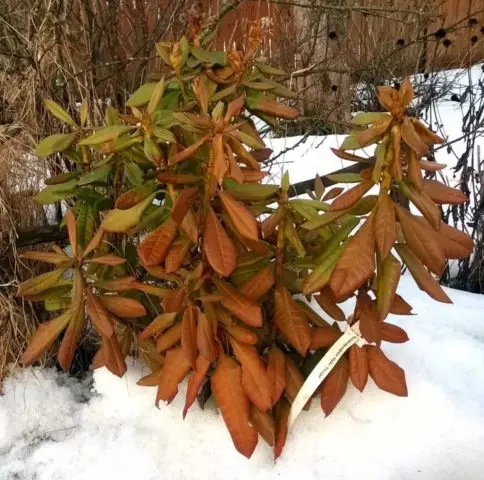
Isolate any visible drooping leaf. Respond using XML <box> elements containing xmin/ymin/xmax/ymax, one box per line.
<box><xmin>348</xmin><ymin>345</ymin><xmax>368</xmax><ymax>392</ymax></box>
<box><xmin>330</xmin><ymin>216</ymin><xmax>375</xmax><ymax>298</ymax></box>
<box><xmin>17</xmin><ymin>268</ymin><xmax>66</xmax><ymax>297</ymax></box>
<box><xmin>183</xmin><ymin>356</ymin><xmax>210</xmax><ymax>418</ymax></box>
<box><xmin>401</xmin><ymin>116</ymin><xmax>429</xmax><ymax>156</ymax></box>
<box><xmin>181</xmin><ymin>305</ymin><xmax>198</xmax><ymax>368</ymax></box>
<box><xmin>422</xmin><ymin>179</ymin><xmax>468</xmax><ymax>205</ymax></box>
<box><xmin>20</xmin><ymin>309</ymin><xmax>71</xmax><ymax>366</ymax></box>
<box><xmin>219</xmin><ymin>191</ymin><xmax>259</xmax><ymax>241</ymax></box>
<box><xmin>274</xmin><ymin>398</ymin><xmax>290</xmax><ymax>459</ymax></box>
<box><xmin>85</xmin><ymin>289</ymin><xmax>114</xmax><ymax>338</ymax></box>
<box><xmin>436</xmin><ymin>221</ymin><xmax>473</xmax><ymax>259</ymax></box>
<box><xmin>356</xmin><ymin>292</ymin><xmax>381</xmax><ymax>345</ymax></box>
<box><xmin>267</xmin><ymin>347</ymin><xmax>286</xmax><ymax>406</ymax></box>
<box><xmin>197</xmin><ymin>309</ymin><xmax>219</xmax><ymax>362</ymax></box>
<box><xmin>99</xmin><ymin>295</ymin><xmax>147</xmax><ymax>317</ymax></box>
<box><xmin>314</xmin><ymin>287</ymin><xmax>345</xmax><ymax>321</ymax></box>
<box><xmin>374</xmin><ymin>193</ymin><xmax>396</xmax><ymax>259</ymax></box>
<box><xmin>203</xmin><ymin>208</ymin><xmax>237</xmax><ymax>277</ymax></box>
<box><xmin>250</xmin><ymin>406</ymin><xmax>275</xmax><ymax>447</ymax></box>
<box><xmin>139</xmin><ymin>312</ymin><xmax>177</xmax><ymax>340</ymax></box>
<box><xmin>309</xmin><ymin>324</ymin><xmax>342</xmax><ymax>349</ymax></box>
<box><xmin>367</xmin><ymin>346</ymin><xmax>408</xmax><ymax>397</ymax></box>
<box><xmin>239</xmin><ymin>264</ymin><xmax>275</xmax><ymax>301</ymax></box>
<box><xmin>211</xmin><ymin>355</ymin><xmax>258</xmax><ymax>458</ymax></box>
<box><xmin>214</xmin><ymin>278</ymin><xmax>262</xmax><ymax>328</ymax></box>
<box><xmin>231</xmin><ymin>338</ymin><xmax>272</xmax><ymax>411</ymax></box>
<box><xmin>381</xmin><ymin>323</ymin><xmax>409</xmax><ymax>343</ymax></box>
<box><xmin>274</xmin><ymin>285</ymin><xmax>311</xmax><ymax>356</ymax></box>
<box><xmin>137</xmin><ymin>218</ymin><xmax>179</xmax><ymax>267</ymax></box>
<box><xmin>320</xmin><ymin>357</ymin><xmax>349</xmax><ymax>416</ymax></box>
<box><xmin>156</xmin><ymin>347</ymin><xmax>191</xmax><ymax>405</ymax></box>
<box><xmin>156</xmin><ymin>322</ymin><xmax>183</xmax><ymax>353</ymax></box>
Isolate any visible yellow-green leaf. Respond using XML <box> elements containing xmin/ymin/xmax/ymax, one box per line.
<box><xmin>101</xmin><ymin>193</ymin><xmax>156</xmax><ymax>232</ymax></box>
<box><xmin>44</xmin><ymin>99</ymin><xmax>76</xmax><ymax>126</ymax></box>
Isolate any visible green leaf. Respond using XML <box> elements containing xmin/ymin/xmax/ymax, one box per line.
<box><xmin>126</xmin><ymin>83</ymin><xmax>158</xmax><ymax>107</ymax></box>
<box><xmin>190</xmin><ymin>46</ymin><xmax>213</xmax><ymax>63</ymax></box>
<box><xmin>211</xmin><ymin>84</ymin><xmax>236</xmax><ymax>103</ymax></box>
<box><xmin>340</xmin><ymin>135</ymin><xmax>361</xmax><ymax>151</ymax></box>
<box><xmin>231</xmin><ymin>130</ymin><xmax>265</xmax><ymax>150</ymax></box>
<box><xmin>223</xmin><ymin>180</ymin><xmax>278</xmax><ymax>201</ymax></box>
<box><xmin>155</xmin><ymin>43</ymin><xmax>172</xmax><ymax>66</ymax></box>
<box><xmin>105</xmin><ymin>106</ymin><xmax>121</xmax><ymax>126</ymax></box>
<box><xmin>34</xmin><ymin>179</ymin><xmax>78</xmax><ymax>205</ymax></box>
<box><xmin>77</xmin><ymin>164</ymin><xmax>112</xmax><ymax>186</ymax></box>
<box><xmin>301</xmin><ymin>210</ymin><xmax>347</xmax><ymax>230</ymax></box>
<box><xmin>327</xmin><ymin>173</ymin><xmax>362</xmax><ymax>183</ymax></box>
<box><xmin>147</xmin><ymin>77</ymin><xmax>166</xmax><ymax>115</ymax></box>
<box><xmin>18</xmin><ymin>268</ymin><xmax>67</xmax><ymax>296</ymax></box>
<box><xmin>351</xmin><ymin>112</ymin><xmax>391</xmax><ymax>126</ymax></box>
<box><xmin>180</xmin><ymin>36</ymin><xmax>190</xmax><ymax>67</ymax></box>
<box><xmin>76</xmin><ymin>202</ymin><xmax>97</xmax><ymax>248</ymax></box>
<box><xmin>255</xmin><ymin>62</ymin><xmax>286</xmax><ymax>76</ymax></box>
<box><xmin>44</xmin><ymin>99</ymin><xmax>76</xmax><ymax>127</ymax></box>
<box><xmin>285</xmin><ymin>221</ymin><xmax>306</xmax><ymax>257</ymax></box>
<box><xmin>349</xmin><ymin>195</ymin><xmax>378</xmax><ymax>215</ymax></box>
<box><xmin>45</xmin><ymin>172</ymin><xmax>80</xmax><ymax>186</ymax></box>
<box><xmin>281</xmin><ymin>171</ymin><xmax>290</xmax><ymax>192</ymax></box>
<box><xmin>78</xmin><ymin>126</ymin><xmax>135</xmax><ymax>146</ymax></box>
<box><xmin>152</xmin><ymin>127</ymin><xmax>176</xmax><ymax>143</ymax></box>
<box><xmin>101</xmin><ymin>193</ymin><xmax>156</xmax><ymax>232</ymax></box>
<box><xmin>125</xmin><ymin>161</ymin><xmax>144</xmax><ymax>186</ymax></box>
<box><xmin>35</xmin><ymin>133</ymin><xmax>77</xmax><ymax>157</ymax></box>
<box><xmin>45</xmin><ymin>297</ymin><xmax>72</xmax><ymax>311</ymax></box>
<box><xmin>291</xmin><ymin>199</ymin><xmax>329</xmax><ymax>211</ymax></box>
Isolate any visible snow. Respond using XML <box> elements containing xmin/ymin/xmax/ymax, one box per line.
<box><xmin>1</xmin><ymin>276</ymin><xmax>484</xmax><ymax>479</ymax></box>
<box><xmin>2</xmin><ymin>66</ymin><xmax>484</xmax><ymax>478</ymax></box>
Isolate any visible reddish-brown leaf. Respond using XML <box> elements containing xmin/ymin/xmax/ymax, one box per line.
<box><xmin>412</xmin><ymin>118</ymin><xmax>444</xmax><ymax>145</ymax></box>
<box><xmin>261</xmin><ymin>207</ymin><xmax>284</xmax><ymax>239</ymax></box>
<box><xmin>422</xmin><ymin>179</ymin><xmax>468</xmax><ymax>205</ymax></box>
<box><xmin>137</xmin><ymin>218</ymin><xmax>178</xmax><ymax>267</ymax></box>
<box><xmin>137</xmin><ymin>370</ymin><xmax>161</xmax><ymax>386</ymax></box>
<box><xmin>239</xmin><ymin>264</ymin><xmax>275</xmax><ymax>301</ymax></box>
<box><xmin>211</xmin><ymin>355</ymin><xmax>258</xmax><ymax>458</ymax></box>
<box><xmin>367</xmin><ymin>346</ymin><xmax>408</xmax><ymax>396</ymax></box>
<box><xmin>165</xmin><ymin>238</ymin><xmax>191</xmax><ymax>273</ymax></box>
<box><xmin>436</xmin><ymin>221</ymin><xmax>473</xmax><ymax>259</ymax></box>
<box><xmin>99</xmin><ymin>276</ymin><xmax>137</xmax><ymax>292</ymax></box>
<box><xmin>99</xmin><ymin>295</ymin><xmax>147</xmax><ymax>317</ymax></box>
<box><xmin>231</xmin><ymin>338</ymin><xmax>272</xmax><ymax>411</ymax></box>
<box><xmin>183</xmin><ymin>356</ymin><xmax>210</xmax><ymax>418</ymax></box>
<box><xmin>156</xmin><ymin>172</ymin><xmax>198</xmax><ymax>184</ymax></box>
<box><xmin>374</xmin><ymin>193</ymin><xmax>396</xmax><ymax>258</ymax></box>
<box><xmin>155</xmin><ymin>322</ymin><xmax>182</xmax><ymax>353</ymax></box>
<box><xmin>267</xmin><ymin>347</ymin><xmax>286</xmax><ymax>406</ymax></box>
<box><xmin>20</xmin><ymin>310</ymin><xmax>71</xmax><ymax>366</ymax></box>
<box><xmin>212</xmin><ymin>134</ymin><xmax>228</xmax><ymax>184</ymax></box>
<box><xmin>381</xmin><ymin>323</ymin><xmax>409</xmax><ymax>343</ymax></box>
<box><xmin>274</xmin><ymin>398</ymin><xmax>290</xmax><ymax>459</ymax></box>
<box><xmin>400</xmin><ymin>181</ymin><xmax>441</xmax><ymax>230</ymax></box>
<box><xmin>320</xmin><ymin>357</ymin><xmax>349</xmax><ymax>416</ymax></box>
<box><xmin>197</xmin><ymin>309</ymin><xmax>219</xmax><ymax>362</ymax></box>
<box><xmin>407</xmin><ymin>148</ymin><xmax>423</xmax><ymax>190</ymax></box>
<box><xmin>85</xmin><ymin>289</ymin><xmax>114</xmax><ymax>338</ymax></box>
<box><xmin>171</xmin><ymin>187</ymin><xmax>200</xmax><ymax>224</ymax></box>
<box><xmin>284</xmin><ymin>356</ymin><xmax>308</xmax><ymax>407</ymax></box>
<box><xmin>330</xmin><ymin>181</ymin><xmax>373</xmax><ymax>211</ymax></box>
<box><xmin>88</xmin><ymin>254</ymin><xmax>126</xmax><ymax>266</ymax></box>
<box><xmin>356</xmin><ymin>292</ymin><xmax>381</xmax><ymax>345</ymax></box>
<box><xmin>225</xmin><ymin>95</ymin><xmax>245</xmax><ymax>121</ymax></box>
<box><xmin>396</xmin><ymin>206</ymin><xmax>446</xmax><ymax>275</ymax></box>
<box><xmin>314</xmin><ymin>287</ymin><xmax>345</xmax><ymax>321</ymax></box>
<box><xmin>168</xmin><ymin>135</ymin><xmax>209</xmax><ymax>165</ymax></box>
<box><xmin>323</xmin><ymin>187</ymin><xmax>344</xmax><ymax>201</ymax></box>
<box><xmin>65</xmin><ymin>209</ymin><xmax>78</xmax><ymax>257</ymax></box>
<box><xmin>389</xmin><ymin>294</ymin><xmax>414</xmax><ymax>315</ymax></box>
<box><xmin>156</xmin><ymin>347</ymin><xmax>191</xmax><ymax>405</ymax></box>
<box><xmin>57</xmin><ymin>300</ymin><xmax>85</xmax><ymax>372</ymax></box>
<box><xmin>181</xmin><ymin>208</ymin><xmax>199</xmax><ymax>243</ymax></box>
<box><xmin>250</xmin><ymin>405</ymin><xmax>275</xmax><ymax>447</ymax></box>
<box><xmin>181</xmin><ymin>305</ymin><xmax>198</xmax><ymax>368</ymax></box>
<box><xmin>20</xmin><ymin>251</ymin><xmax>69</xmax><ymax>265</ymax></box>
<box><xmin>330</xmin><ymin>216</ymin><xmax>376</xmax><ymax>298</ymax></box>
<box><xmin>103</xmin><ymin>334</ymin><xmax>128</xmax><ymax>377</ymax></box>
<box><xmin>139</xmin><ymin>312</ymin><xmax>177</xmax><ymax>340</ymax></box>
<box><xmin>274</xmin><ymin>285</ymin><xmax>311</xmax><ymax>356</ymax></box>
<box><xmin>219</xmin><ymin>191</ymin><xmax>259</xmax><ymax>241</ymax></box>
<box><xmin>214</xmin><ymin>278</ymin><xmax>262</xmax><ymax>328</ymax></box>
<box><xmin>203</xmin><ymin>208</ymin><xmax>237</xmax><ymax>276</ymax></box>
<box><xmin>82</xmin><ymin>228</ymin><xmax>105</xmax><ymax>258</ymax></box>
<box><xmin>222</xmin><ymin>323</ymin><xmax>259</xmax><ymax>345</ymax></box>
<box><xmin>401</xmin><ymin>117</ymin><xmax>429</xmax><ymax>156</ymax></box>
<box><xmin>395</xmin><ymin>244</ymin><xmax>452</xmax><ymax>303</ymax></box>
<box><xmin>419</xmin><ymin>159</ymin><xmax>446</xmax><ymax>172</ymax></box>
<box><xmin>348</xmin><ymin>345</ymin><xmax>368</xmax><ymax>392</ymax></box>
<box><xmin>162</xmin><ymin>287</ymin><xmax>186</xmax><ymax>313</ymax></box>
<box><xmin>309</xmin><ymin>325</ymin><xmax>342</xmax><ymax>349</ymax></box>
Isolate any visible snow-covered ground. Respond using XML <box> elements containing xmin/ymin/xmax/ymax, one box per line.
<box><xmin>1</xmin><ymin>66</ymin><xmax>484</xmax><ymax>479</ymax></box>
<box><xmin>1</xmin><ymin>276</ymin><xmax>484</xmax><ymax>479</ymax></box>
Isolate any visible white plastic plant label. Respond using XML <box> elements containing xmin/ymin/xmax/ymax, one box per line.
<box><xmin>287</xmin><ymin>321</ymin><xmax>367</xmax><ymax>428</ymax></box>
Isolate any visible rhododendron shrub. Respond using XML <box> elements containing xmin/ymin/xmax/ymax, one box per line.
<box><xmin>17</xmin><ymin>22</ymin><xmax>472</xmax><ymax>458</ymax></box>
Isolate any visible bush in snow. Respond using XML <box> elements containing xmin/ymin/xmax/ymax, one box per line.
<box><xmin>15</xmin><ymin>19</ymin><xmax>473</xmax><ymax>459</ymax></box>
